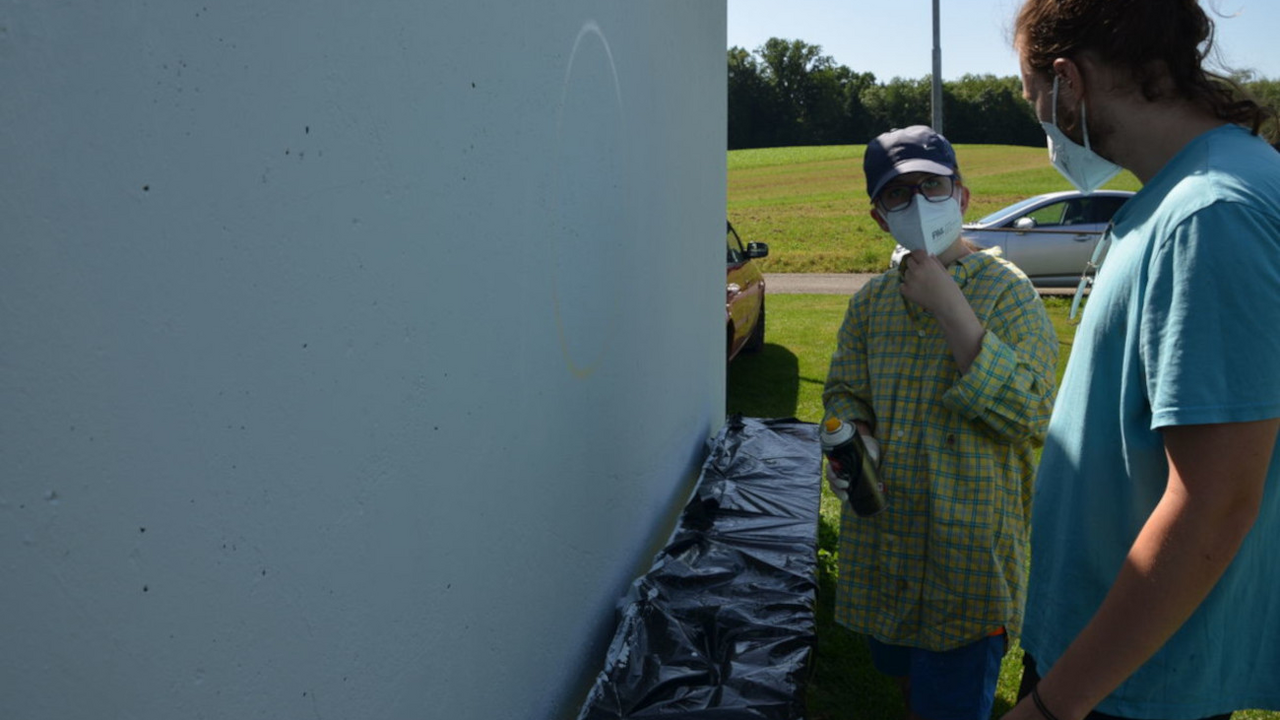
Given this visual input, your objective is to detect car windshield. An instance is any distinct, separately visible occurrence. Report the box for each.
[972,195,1053,226]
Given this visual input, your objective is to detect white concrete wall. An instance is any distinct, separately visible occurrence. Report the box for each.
[0,2,727,718]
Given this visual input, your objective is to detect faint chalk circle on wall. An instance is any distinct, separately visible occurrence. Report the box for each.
[551,20,630,379]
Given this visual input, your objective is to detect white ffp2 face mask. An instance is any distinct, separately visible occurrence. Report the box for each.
[1041,76,1121,195]
[885,196,963,256]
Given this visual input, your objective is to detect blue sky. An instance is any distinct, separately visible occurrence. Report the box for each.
[728,0,1280,81]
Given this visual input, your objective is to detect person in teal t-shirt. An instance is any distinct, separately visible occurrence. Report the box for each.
[1003,2,1280,720]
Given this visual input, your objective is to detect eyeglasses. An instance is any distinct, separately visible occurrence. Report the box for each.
[876,176,956,213]
[1069,224,1113,322]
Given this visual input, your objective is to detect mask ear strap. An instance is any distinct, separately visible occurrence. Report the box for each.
[1080,99,1093,152]
[1051,75,1061,126]
[1055,73,1095,151]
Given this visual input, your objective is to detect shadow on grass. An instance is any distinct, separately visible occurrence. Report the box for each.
[728,343,907,718]
[726,343,801,418]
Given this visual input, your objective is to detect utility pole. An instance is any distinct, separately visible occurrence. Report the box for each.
[931,0,944,133]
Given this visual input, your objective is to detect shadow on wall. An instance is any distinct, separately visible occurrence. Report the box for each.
[726,344,801,418]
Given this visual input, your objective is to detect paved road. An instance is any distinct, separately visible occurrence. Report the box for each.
[764,273,878,295]
[765,272,1075,297]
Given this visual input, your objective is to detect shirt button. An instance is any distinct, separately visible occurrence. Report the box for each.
[895,430,905,438]
[917,330,925,338]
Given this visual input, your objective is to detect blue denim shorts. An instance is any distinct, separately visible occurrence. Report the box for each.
[868,632,1007,720]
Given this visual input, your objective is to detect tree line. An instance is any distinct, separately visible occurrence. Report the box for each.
[729,38,1280,150]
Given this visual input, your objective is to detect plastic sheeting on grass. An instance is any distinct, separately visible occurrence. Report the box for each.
[577,416,823,720]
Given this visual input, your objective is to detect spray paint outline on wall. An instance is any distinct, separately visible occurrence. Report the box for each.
[550,20,629,379]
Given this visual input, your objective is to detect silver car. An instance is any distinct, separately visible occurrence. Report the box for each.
[890,189,1134,286]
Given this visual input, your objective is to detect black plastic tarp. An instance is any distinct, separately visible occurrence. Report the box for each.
[577,416,823,720]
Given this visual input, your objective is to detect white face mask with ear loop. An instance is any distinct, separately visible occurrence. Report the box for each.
[884,195,964,257]
[1041,75,1122,195]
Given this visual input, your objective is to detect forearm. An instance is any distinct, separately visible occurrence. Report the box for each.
[942,303,1057,443]
[932,300,985,374]
[1030,490,1259,719]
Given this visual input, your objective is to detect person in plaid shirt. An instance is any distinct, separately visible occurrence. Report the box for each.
[823,126,1059,720]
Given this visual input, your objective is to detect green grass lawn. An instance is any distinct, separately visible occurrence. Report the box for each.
[726,294,1279,720]
[728,144,1143,274]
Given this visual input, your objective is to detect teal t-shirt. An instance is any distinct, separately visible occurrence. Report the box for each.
[1023,125,1280,718]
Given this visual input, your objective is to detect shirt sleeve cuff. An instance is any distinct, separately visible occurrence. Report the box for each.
[943,331,1014,418]
[826,397,876,430]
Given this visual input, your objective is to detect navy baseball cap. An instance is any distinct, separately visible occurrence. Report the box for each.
[864,125,959,199]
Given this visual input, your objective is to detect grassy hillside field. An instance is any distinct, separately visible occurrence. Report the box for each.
[728,144,1142,273]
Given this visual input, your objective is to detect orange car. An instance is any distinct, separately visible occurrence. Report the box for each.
[726,221,768,361]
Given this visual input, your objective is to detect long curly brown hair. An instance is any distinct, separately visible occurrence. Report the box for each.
[1015,0,1274,136]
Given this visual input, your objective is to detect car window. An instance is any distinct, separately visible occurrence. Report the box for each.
[1086,196,1129,223]
[1059,199,1090,226]
[1024,200,1072,227]
[727,224,746,264]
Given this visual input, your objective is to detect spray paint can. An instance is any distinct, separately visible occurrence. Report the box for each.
[819,417,885,517]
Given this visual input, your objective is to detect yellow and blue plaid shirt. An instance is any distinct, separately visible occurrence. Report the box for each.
[823,250,1058,651]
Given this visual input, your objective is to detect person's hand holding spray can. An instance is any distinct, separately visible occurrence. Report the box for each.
[820,417,886,517]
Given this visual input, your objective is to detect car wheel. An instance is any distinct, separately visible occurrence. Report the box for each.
[743,299,765,353]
